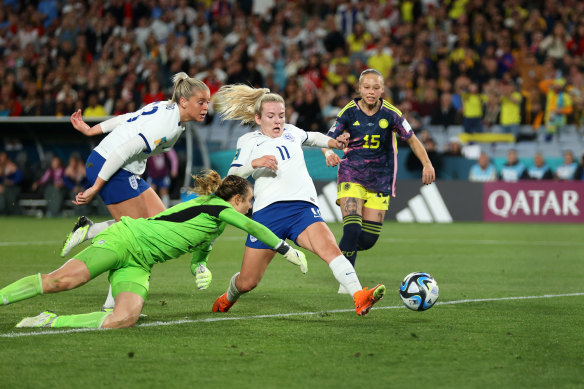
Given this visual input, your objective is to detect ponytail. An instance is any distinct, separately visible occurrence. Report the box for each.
[213,84,285,125]
[169,72,209,105]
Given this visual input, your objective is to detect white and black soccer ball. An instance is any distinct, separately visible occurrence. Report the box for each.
[399,272,439,311]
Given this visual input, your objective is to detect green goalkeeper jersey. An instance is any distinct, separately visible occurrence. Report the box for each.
[115,195,281,269]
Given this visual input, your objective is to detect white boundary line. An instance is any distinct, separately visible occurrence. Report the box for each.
[2,292,583,338]
[2,237,584,247]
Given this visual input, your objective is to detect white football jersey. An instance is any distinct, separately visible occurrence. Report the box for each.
[229,124,319,212]
[94,101,184,176]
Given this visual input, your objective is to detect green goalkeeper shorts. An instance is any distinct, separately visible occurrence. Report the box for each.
[75,244,151,301]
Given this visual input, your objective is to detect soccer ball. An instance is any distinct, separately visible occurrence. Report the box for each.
[399,272,439,311]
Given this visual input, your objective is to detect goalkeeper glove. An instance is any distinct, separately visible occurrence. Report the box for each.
[275,240,308,274]
[192,264,213,290]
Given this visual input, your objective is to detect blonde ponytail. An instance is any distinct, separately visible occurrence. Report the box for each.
[169,72,209,105]
[212,84,285,125]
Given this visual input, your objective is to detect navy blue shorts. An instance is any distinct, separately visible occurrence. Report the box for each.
[246,201,324,249]
[86,151,150,205]
[146,176,171,189]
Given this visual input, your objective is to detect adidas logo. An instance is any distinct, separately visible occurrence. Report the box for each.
[396,184,452,223]
[353,120,360,126]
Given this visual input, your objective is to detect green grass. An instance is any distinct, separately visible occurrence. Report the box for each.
[1,217,583,388]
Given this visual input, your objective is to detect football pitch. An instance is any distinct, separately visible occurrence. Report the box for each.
[0,217,582,388]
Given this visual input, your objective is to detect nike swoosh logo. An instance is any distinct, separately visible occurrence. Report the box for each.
[256,142,266,146]
[345,272,355,276]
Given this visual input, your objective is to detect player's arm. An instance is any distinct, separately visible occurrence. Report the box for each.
[227,137,256,177]
[406,135,435,185]
[70,110,131,136]
[321,117,349,167]
[305,131,349,149]
[228,136,278,175]
[218,208,307,274]
[73,135,147,205]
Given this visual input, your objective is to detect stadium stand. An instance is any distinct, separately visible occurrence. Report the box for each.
[1,1,583,215]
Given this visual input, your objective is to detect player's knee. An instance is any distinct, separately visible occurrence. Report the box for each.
[236,274,259,293]
[357,231,380,251]
[102,311,139,329]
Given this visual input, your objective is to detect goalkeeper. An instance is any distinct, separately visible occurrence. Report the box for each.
[1,171,307,329]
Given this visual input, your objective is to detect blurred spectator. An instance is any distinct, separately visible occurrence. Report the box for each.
[366,36,394,79]
[521,86,544,130]
[145,149,178,208]
[417,87,440,122]
[244,58,265,88]
[364,2,394,39]
[0,84,23,117]
[482,81,501,130]
[567,23,584,57]
[443,137,463,157]
[461,82,485,133]
[37,0,59,28]
[526,152,553,180]
[294,88,326,133]
[326,57,356,87]
[322,14,346,54]
[32,156,66,217]
[63,152,88,216]
[574,152,584,181]
[56,82,78,105]
[346,22,371,63]
[40,91,56,116]
[500,149,528,181]
[430,93,458,127]
[539,22,569,62]
[516,51,545,92]
[298,54,326,91]
[83,93,107,117]
[102,87,117,115]
[0,152,23,215]
[555,150,578,181]
[142,78,165,105]
[499,81,522,137]
[539,77,573,141]
[469,152,498,182]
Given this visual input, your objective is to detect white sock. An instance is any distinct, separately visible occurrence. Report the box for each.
[87,220,115,240]
[329,255,362,296]
[226,272,242,302]
[102,285,115,309]
[161,194,170,208]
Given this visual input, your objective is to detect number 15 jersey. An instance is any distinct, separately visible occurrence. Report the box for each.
[228,124,319,213]
[327,98,414,196]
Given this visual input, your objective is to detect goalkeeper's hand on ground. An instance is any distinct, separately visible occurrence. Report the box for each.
[275,240,308,274]
[193,264,213,290]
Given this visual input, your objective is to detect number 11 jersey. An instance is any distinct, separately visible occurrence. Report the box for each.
[229,124,318,213]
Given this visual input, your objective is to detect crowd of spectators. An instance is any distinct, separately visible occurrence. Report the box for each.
[1,0,584,215]
[2,0,584,130]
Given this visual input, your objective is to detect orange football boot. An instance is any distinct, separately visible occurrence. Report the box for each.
[353,284,386,316]
[212,292,235,313]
